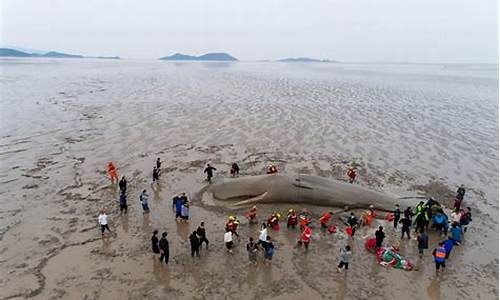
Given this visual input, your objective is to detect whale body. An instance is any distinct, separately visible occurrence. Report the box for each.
[201,174,416,212]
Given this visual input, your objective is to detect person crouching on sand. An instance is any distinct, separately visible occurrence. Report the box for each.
[224,229,234,254]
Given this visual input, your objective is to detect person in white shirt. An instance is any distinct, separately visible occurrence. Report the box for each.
[258,223,268,247]
[98,210,111,236]
[224,229,233,253]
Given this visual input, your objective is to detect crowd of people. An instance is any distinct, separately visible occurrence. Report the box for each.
[99,160,472,275]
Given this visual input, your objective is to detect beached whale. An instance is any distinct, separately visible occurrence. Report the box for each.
[201,174,417,212]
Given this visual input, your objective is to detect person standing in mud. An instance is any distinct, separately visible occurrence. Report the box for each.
[230,163,240,177]
[246,237,258,264]
[456,184,466,200]
[347,167,357,183]
[196,222,209,249]
[119,192,128,214]
[151,230,160,254]
[459,207,472,233]
[107,161,118,184]
[347,212,359,237]
[156,157,162,171]
[416,230,428,258]
[174,194,183,221]
[404,206,414,221]
[140,189,150,213]
[432,242,447,274]
[189,231,201,257]
[393,204,401,229]
[204,164,217,182]
[98,210,111,236]
[400,215,412,239]
[152,166,160,185]
[159,232,169,264]
[297,225,312,251]
[258,223,268,247]
[375,226,385,248]
[262,236,275,263]
[119,176,127,194]
[224,229,234,254]
[337,245,352,272]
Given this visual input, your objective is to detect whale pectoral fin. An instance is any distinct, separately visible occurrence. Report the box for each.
[230,192,269,207]
[292,183,313,190]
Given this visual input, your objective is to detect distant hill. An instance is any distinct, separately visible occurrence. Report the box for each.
[160,52,238,61]
[0,48,119,59]
[278,57,336,63]
[38,51,83,58]
[0,48,32,57]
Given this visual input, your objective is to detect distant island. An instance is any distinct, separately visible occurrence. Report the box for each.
[278,57,336,63]
[0,48,120,59]
[159,52,238,61]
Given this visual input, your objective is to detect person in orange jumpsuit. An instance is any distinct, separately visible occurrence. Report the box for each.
[107,162,118,183]
[319,212,334,229]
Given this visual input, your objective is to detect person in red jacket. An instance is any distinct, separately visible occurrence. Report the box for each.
[319,212,334,229]
[297,226,312,251]
[287,209,298,228]
[347,167,357,183]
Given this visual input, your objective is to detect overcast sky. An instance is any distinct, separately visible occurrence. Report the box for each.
[1,0,498,62]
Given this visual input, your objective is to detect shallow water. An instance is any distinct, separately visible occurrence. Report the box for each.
[0,58,498,300]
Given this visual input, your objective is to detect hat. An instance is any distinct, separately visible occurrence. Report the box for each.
[228,216,235,221]
[288,209,294,213]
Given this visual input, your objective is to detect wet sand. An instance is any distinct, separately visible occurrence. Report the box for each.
[0,59,498,300]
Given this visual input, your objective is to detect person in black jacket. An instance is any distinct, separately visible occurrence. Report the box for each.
[196,222,209,249]
[151,230,160,254]
[400,216,412,239]
[417,230,429,258]
[119,193,128,214]
[393,204,401,228]
[159,232,169,265]
[119,176,127,194]
[375,226,385,248]
[230,163,240,177]
[189,231,201,257]
[347,213,358,236]
[404,207,414,221]
[204,164,217,182]
[456,185,466,200]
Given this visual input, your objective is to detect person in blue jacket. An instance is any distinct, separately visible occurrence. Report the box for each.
[450,222,462,244]
[442,236,457,259]
[432,210,449,236]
